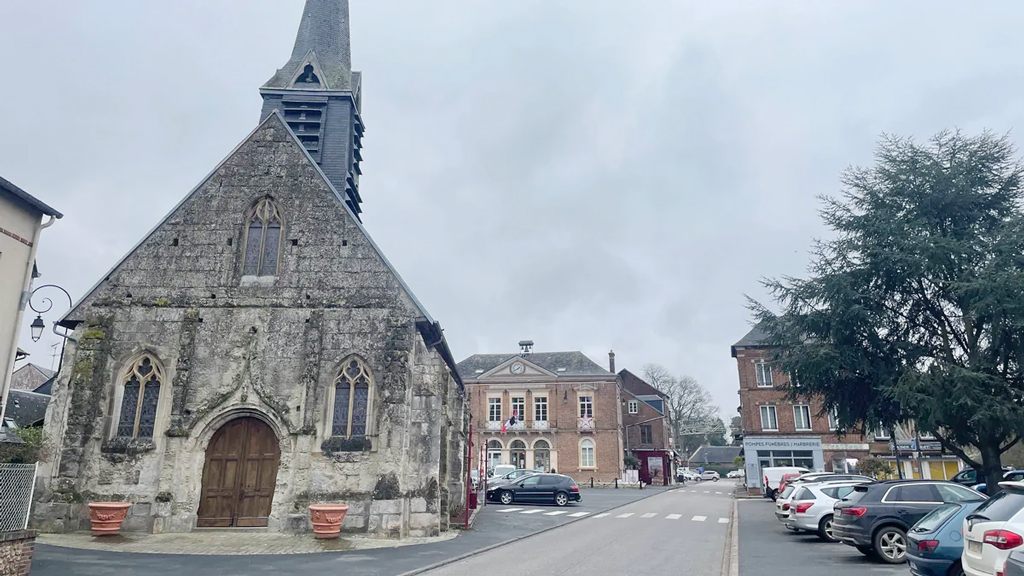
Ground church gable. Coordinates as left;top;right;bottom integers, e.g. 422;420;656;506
64;112;422;322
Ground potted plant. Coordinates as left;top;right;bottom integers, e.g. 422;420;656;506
88;502;132;536
308;503;349;539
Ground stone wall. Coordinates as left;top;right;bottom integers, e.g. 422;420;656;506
32;115;466;538
0;530;36;576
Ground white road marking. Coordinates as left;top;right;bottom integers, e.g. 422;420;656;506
593;513;610;518
690;490;697;493
520;509;543;514
703;491;710;494
641;513;657;518
718;518;729;523
568;512;590;517
692;516;707;522
497;508;523;513
616;513;634;518
666;514;682;520
715;492;722;495
544;511;568;516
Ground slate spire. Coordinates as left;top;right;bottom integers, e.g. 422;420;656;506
263;0;352;91
259;0;365;219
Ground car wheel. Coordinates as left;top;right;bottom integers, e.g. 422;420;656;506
769;489;778;501
499;490;514;505
856;545;874;557
947;561;965;576
817;515;837;542
873;526;907;564
714;477;719;482
554;492;569;507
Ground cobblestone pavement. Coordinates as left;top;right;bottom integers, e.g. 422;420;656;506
38;530;457;555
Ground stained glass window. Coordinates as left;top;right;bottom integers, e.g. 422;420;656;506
117;356;163;439
332;358;371;438
242;198;282;277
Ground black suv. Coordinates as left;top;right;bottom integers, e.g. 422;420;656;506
832;480;986;564
486;473;582;507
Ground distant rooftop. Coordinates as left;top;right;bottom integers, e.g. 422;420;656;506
457;351;611;378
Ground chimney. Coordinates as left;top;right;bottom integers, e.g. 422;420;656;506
608;350;616;373
519;340;534;355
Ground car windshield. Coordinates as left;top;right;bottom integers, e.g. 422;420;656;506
911;503;960;533
780;485;796;499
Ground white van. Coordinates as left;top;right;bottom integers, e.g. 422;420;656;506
761;466;810;500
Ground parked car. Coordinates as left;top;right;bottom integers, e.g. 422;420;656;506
700;471;721;482
793;472;874;485
786;480;871;541
833;480;987;564
906;500;986;576
486;473;582;506
973;470;1024;494
487;468;543;489
1001;548;1024;576
777;472;803;495
775;484;799;524
762;466;810;500
489;464;516;479
676;469;698;482
952;467;1014;489
962;481;1024;576
727;470;744;478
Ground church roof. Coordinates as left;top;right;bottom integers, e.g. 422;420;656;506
0;175;62;218
263;0;353;91
11;363;55;391
5;389;50;428
457;352;611;378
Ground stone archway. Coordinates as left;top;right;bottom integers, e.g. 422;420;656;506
196;417;280;527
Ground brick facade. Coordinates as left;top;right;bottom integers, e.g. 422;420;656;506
460;352;624;484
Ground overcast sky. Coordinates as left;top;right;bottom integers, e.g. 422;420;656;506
3;1;1021;420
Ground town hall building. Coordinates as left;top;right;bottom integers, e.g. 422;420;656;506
33;0;467;538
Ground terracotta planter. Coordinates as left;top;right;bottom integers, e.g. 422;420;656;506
308;503;349;539
88;502;132;536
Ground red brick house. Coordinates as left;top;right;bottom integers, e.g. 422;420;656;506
459;344;624;484
618;369;674;486
732;325;870;493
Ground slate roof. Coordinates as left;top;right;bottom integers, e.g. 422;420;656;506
263;0;353;91
731;323;772;357
457;352;611;378
0;175;62;218
5;389;51;428
689;445;741;464
11;363;55;391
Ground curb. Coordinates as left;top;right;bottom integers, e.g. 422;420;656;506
729;500;739;576
395;486;677;576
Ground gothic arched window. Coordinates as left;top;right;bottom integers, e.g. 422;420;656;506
243;198;282;277
332;358;371;438
117;356;163;439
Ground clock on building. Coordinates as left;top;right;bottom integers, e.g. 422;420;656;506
511;362;525;375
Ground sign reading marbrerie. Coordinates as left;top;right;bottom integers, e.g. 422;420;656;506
743;437;822;449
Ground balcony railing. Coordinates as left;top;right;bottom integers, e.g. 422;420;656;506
578;416;595;431
486;421;501;431
532;420;549;430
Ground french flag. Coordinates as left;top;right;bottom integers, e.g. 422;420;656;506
500;411;518;434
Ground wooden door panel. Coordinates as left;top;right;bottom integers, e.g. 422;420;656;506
198;417;280;528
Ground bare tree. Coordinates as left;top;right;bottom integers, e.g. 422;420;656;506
642;364;721;457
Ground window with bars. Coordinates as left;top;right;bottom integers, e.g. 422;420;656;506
332;358;371;438
243;198;283;277
793;405;812;431
760;405;778;431
534;397;548;422
488;398;502;422
116;356;162;439
755;362;773;387
579;396;594;418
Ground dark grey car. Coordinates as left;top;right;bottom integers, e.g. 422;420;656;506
832;480;985;564
1003;548;1024;576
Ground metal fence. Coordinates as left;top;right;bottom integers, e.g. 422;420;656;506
0;463;37;531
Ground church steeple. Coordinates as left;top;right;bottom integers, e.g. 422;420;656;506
260;0;365;218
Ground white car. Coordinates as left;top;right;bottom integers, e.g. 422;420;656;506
775;484;799;523
727;470;744;478
963;481;1024;576
785;481;870;541
700;471;721;482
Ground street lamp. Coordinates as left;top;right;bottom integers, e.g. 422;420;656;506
29;315;46;342
27;284;75;370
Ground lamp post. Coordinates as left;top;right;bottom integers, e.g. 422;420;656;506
26;284;75;372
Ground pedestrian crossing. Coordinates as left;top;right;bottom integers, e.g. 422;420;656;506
494;508;728;523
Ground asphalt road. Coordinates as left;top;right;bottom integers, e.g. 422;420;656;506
32;486;673;576
419;480;735;576
738;499;906;576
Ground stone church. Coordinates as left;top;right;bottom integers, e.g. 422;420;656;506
33;0;467;538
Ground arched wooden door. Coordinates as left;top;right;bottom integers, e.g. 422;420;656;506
196;417;280;527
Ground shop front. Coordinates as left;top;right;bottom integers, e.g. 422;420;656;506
742;436;825;492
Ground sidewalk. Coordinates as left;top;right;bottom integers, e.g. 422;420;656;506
38;530;457;556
